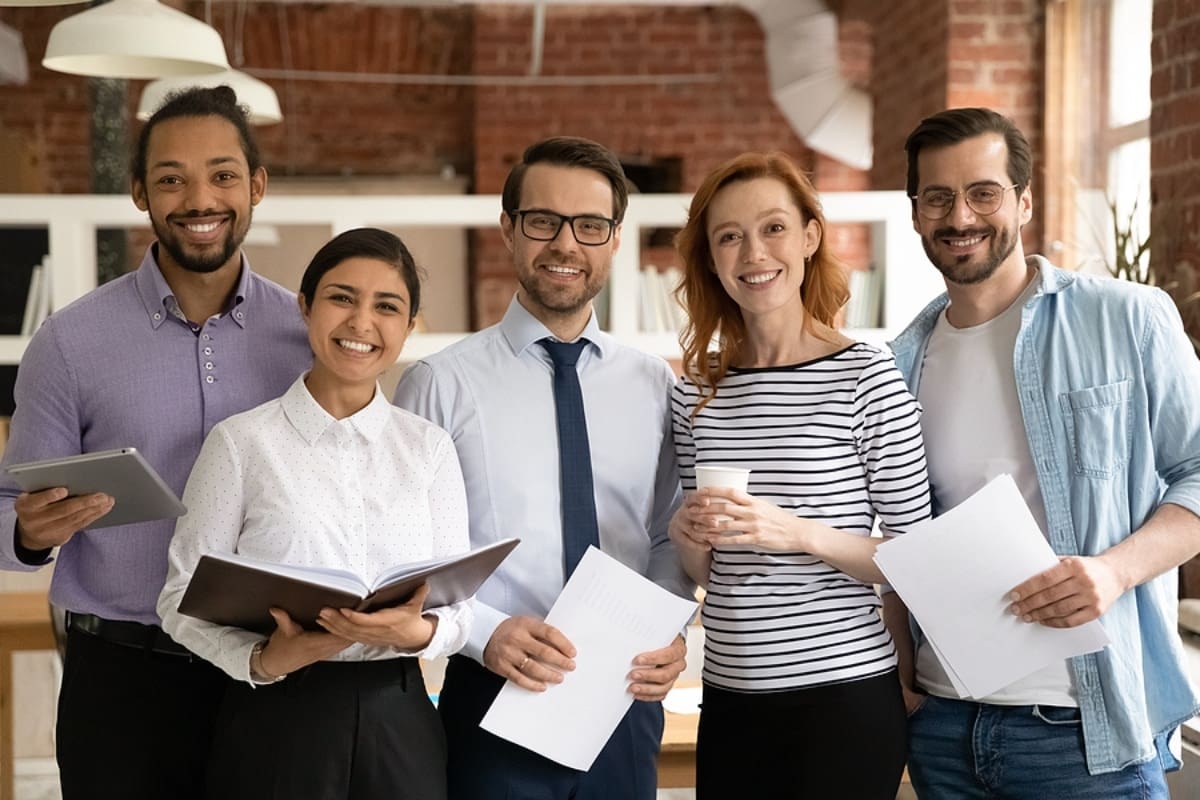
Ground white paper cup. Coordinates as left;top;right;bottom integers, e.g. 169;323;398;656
694;465;750;493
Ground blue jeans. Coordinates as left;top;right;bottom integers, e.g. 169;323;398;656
908;695;1169;799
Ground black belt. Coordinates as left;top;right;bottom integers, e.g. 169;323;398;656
66;612;194;658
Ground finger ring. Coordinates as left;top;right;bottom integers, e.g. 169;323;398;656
517;655;529;671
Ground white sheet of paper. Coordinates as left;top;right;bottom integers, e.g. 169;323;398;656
479;547;698;770
874;474;1110;699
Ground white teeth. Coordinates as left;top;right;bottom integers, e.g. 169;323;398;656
337;339;373;353
947;235;984;247
185;222;220;233
743;271;779;285
545;265;581;275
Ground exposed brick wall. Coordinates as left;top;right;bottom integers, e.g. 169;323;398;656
199;4;475;178
870;0;951;192
1150;0;1200;350
0;6;93;194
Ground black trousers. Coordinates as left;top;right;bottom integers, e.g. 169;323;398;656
204;657;446;800
439;655;663;800
696;669;908;800
56;627;229;800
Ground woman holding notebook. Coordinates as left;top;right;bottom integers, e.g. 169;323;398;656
158;228;470;800
667;153;932;799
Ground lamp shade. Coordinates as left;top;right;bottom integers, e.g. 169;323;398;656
138;69;282;125
43;0;229;79
1;0;86;7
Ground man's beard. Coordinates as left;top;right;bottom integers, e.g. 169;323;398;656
518;262;605;317
922;222;1018;286
152;211;248;274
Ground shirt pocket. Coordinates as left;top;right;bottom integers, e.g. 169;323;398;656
1058;380;1132;479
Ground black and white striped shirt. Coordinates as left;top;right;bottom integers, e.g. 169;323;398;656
672;343;931;692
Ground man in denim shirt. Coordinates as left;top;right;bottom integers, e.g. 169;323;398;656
890;107;1200;799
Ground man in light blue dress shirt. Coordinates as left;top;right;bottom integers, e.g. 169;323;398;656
394;136;692;799
890;107;1200;799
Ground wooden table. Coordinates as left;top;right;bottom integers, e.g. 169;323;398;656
0;592;55;800
658;683;699;788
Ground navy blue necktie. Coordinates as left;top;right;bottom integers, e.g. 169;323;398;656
540;338;600;581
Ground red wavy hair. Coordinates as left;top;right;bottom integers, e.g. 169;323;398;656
675;152;848;409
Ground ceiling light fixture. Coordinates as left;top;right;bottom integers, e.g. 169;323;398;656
43;0;229;79
138;69;281;125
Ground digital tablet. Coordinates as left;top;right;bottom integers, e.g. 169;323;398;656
5;448;187;529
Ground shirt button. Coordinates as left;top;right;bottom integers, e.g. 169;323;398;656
152;312;162;321
205;362;214;370
202;334;211;341
235;311;244;320
205;375;215;384
203;347;213;356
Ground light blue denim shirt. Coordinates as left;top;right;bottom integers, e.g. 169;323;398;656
890;256;1200;775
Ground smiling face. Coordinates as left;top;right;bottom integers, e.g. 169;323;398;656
912;133;1032;286
132;114;266;277
300;257;414;399
705;176;820;323
500;163;620;333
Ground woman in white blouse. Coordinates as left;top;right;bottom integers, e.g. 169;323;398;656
158;228;471;800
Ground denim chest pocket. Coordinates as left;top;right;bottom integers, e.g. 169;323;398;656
1059;379;1132;478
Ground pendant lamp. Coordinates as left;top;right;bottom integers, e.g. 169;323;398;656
139;69;282;125
43;0;229;79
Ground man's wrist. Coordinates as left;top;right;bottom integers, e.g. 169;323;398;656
12;525;52;566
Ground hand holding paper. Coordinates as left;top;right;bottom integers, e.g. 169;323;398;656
480;547;698;770
1006;554;1127;628
873;474;1109;700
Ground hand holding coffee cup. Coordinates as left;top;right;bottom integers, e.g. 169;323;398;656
694;465;751;533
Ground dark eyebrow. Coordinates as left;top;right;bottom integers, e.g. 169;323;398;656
324;283;408;306
149;156;242;172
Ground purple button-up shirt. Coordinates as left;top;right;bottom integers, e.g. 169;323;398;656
0;246;312;624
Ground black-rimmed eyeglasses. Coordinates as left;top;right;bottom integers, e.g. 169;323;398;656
509;209;617;246
911;183;1019;220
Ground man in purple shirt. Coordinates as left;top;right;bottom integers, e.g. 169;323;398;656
0;87;311;799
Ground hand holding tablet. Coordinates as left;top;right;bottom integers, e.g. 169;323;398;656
6;448;186;535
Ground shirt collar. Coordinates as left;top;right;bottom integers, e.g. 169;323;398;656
280;374;392;445
134;244;252;330
497;293;610;359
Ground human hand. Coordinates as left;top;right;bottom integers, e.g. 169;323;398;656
628;634;687;702
687;487;812;551
317;583;437;650
668;500;712;553
1007;555;1127;628
901;684;927;716
482;615;576;692
14;488;113;551
259;607;353;678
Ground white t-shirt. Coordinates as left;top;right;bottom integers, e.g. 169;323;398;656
916;277;1077;707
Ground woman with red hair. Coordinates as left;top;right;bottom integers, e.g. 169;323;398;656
670;152;930;798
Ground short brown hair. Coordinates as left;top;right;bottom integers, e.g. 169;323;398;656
501;136;630;222
904;107;1033;199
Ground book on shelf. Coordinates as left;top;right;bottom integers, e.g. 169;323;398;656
19;259;50;337
845;265;884;330
639;264;687;334
178;537;520;634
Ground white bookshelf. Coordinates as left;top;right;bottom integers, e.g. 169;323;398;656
0;191;940;366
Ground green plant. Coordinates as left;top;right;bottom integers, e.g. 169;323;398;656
1104;195;1153;284
1102;191;1200;356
